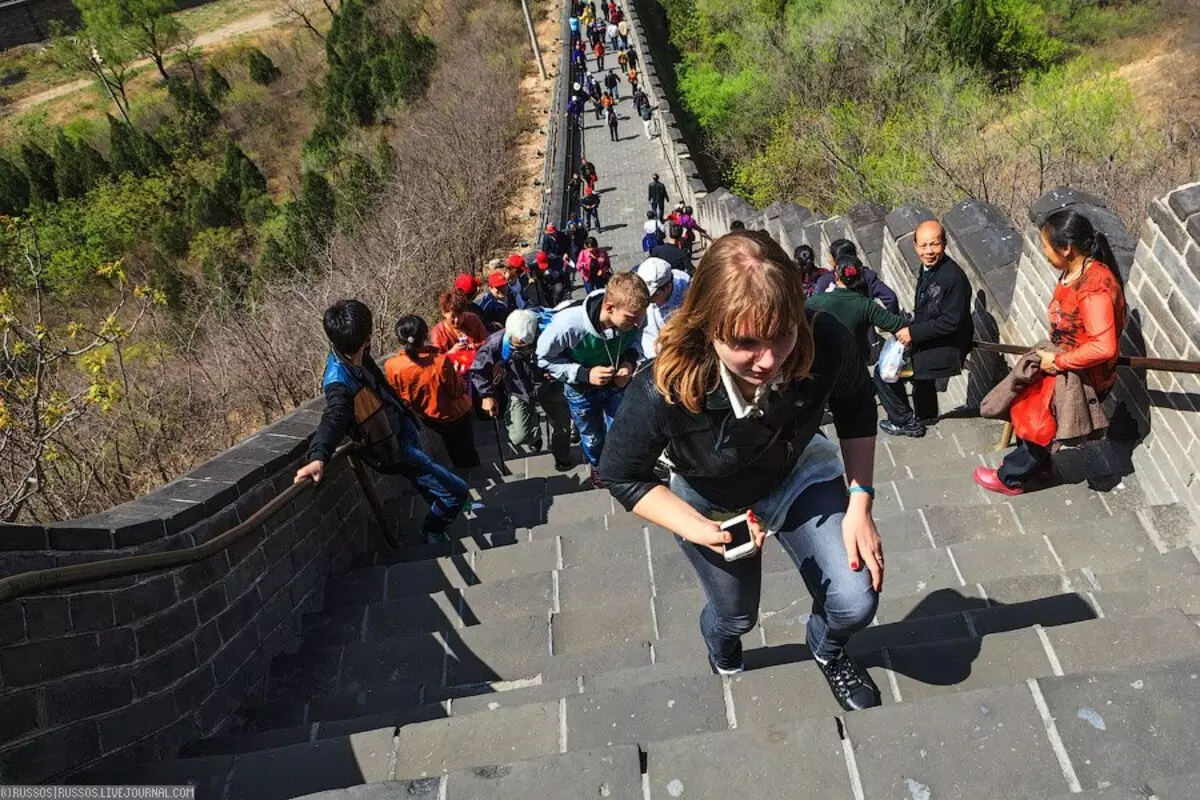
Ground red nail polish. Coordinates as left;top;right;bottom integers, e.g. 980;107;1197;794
850;561;859;570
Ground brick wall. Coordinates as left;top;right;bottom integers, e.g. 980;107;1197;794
0;399;410;783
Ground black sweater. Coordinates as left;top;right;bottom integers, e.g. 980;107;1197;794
599;311;876;512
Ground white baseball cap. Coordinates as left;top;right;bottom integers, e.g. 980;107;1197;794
635;257;673;294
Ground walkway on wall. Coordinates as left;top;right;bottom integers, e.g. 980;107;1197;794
578;50;682;272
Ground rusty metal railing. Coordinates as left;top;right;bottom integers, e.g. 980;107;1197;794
0;443;396;605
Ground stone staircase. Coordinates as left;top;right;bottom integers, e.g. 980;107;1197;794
87;414;1200;799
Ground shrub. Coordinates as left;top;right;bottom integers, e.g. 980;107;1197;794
247;48;282;85
189;184;238;230
167;77;220;127
21;143;58;207
108;114;145;176
205;64;231;101
0;157;31;215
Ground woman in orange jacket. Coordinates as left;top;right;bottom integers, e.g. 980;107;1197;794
974;209;1126;495
385;315;480;470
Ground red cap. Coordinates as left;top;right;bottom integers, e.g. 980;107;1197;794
487;271;509;288
535;251;550;269
545;224;557;233
584;186;594;195
454;273;481;294
506;254;527;270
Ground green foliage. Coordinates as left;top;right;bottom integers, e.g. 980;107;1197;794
297;170;336;242
247;48;282;85
205;64;231;101
943;0;1065;85
0;158;31;216
108;114;145;176
188;184;237;230
21;144;58;207
219;140;267;205
322;0;436;126
52;130;109;201
74;0;187;80
166;76;220;127
190;227;249;300
335;153;381;230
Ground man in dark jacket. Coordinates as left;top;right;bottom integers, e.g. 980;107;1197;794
471;310;573;471
873;220;972;437
295;300;468;544
650;224;692;275
647;173;669;220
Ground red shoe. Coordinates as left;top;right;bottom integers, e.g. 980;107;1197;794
972;466;1024;496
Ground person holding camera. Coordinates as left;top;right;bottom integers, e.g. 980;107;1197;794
599;230;885;711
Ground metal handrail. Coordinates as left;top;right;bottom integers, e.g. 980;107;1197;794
0;443;396;605
973;340;1200;375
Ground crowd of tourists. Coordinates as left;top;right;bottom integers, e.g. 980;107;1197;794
293;0;1128;714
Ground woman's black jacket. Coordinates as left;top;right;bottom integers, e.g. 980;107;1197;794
599;311;877;513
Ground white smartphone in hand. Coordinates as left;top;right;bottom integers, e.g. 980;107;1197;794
721;513;758;562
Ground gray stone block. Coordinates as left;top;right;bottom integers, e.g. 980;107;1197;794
551;602;654;655
884;204;936;240
445;615;552;685
565;674;726;750
888;628;1053;701
1045;610;1200;674
874;584;987;625
1009;482;1113;530
646;719;850;799
1040;657;1200;790
543;640;655;683
847;683;1070;799
1148;770;1200;799
225;728;396;800
323;567;386;609
543;491;612;525
446;679;575;716
394;701;559;777
729;660;858;728
443;746;643;800
306;681;425;724
1167;182;1200;221
876;546;961;598
889;473;992;511
338;634;447;693
559;561;651;612
361;591;461;642
882;431;965;466
1150;201;1193;257
950;535;1059;583
1045;517;1155;572
471;538;559;583
297;778;441;799
458;572;555;625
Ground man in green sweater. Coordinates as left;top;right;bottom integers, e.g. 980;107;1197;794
806;255;908;363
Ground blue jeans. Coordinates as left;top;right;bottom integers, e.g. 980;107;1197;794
392;421;469;534
583;207;600;231
563;384;625;467
671;476;877;667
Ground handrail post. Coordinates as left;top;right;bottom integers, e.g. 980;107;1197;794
349;454;399;549
996;422;1014;451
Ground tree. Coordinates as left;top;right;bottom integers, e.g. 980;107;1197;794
21;144;58;207
205;64;231;102
247;48;282;85
166;75;220;127
0;217;162;521
108;113;144;176
0;159;31;217
48;22;135;123
277;0;329;42
53;131;89;201
297;170;336;244
74;0;189;83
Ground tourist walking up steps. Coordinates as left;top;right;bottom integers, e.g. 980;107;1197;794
648;173;669;220
598;231;884;711
538;272;649;489
297;300;469;545
974;209;1126;496
606;104;620;141
385;315;480;471
472;310;574;472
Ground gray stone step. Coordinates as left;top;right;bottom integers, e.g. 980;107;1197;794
1037;655;1200;793
296;746;644;800
845;682;1074;799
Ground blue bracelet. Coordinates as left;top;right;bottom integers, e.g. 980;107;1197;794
847;485;875;498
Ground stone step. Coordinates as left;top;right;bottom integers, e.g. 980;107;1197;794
135;642;1200;798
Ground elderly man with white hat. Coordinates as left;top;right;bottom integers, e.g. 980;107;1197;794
469;309;574;472
635;256;691;358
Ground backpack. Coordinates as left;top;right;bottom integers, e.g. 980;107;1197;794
322;353;404;469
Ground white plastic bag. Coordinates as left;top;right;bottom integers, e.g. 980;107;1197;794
877;336;907;383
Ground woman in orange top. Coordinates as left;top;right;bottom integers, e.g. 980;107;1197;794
385;315;479;470
974;209;1126;495
430;290;489;353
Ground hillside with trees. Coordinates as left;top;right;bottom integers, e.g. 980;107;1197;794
0;0;539;522
657;0;1199;221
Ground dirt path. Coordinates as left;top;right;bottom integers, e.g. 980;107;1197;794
5;9;279;117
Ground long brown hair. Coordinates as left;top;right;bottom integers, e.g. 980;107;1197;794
654;230;814;414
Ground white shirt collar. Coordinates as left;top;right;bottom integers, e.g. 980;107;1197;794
718;362;778;419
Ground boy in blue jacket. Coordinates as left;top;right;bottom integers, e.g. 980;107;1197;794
294;300;468;544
